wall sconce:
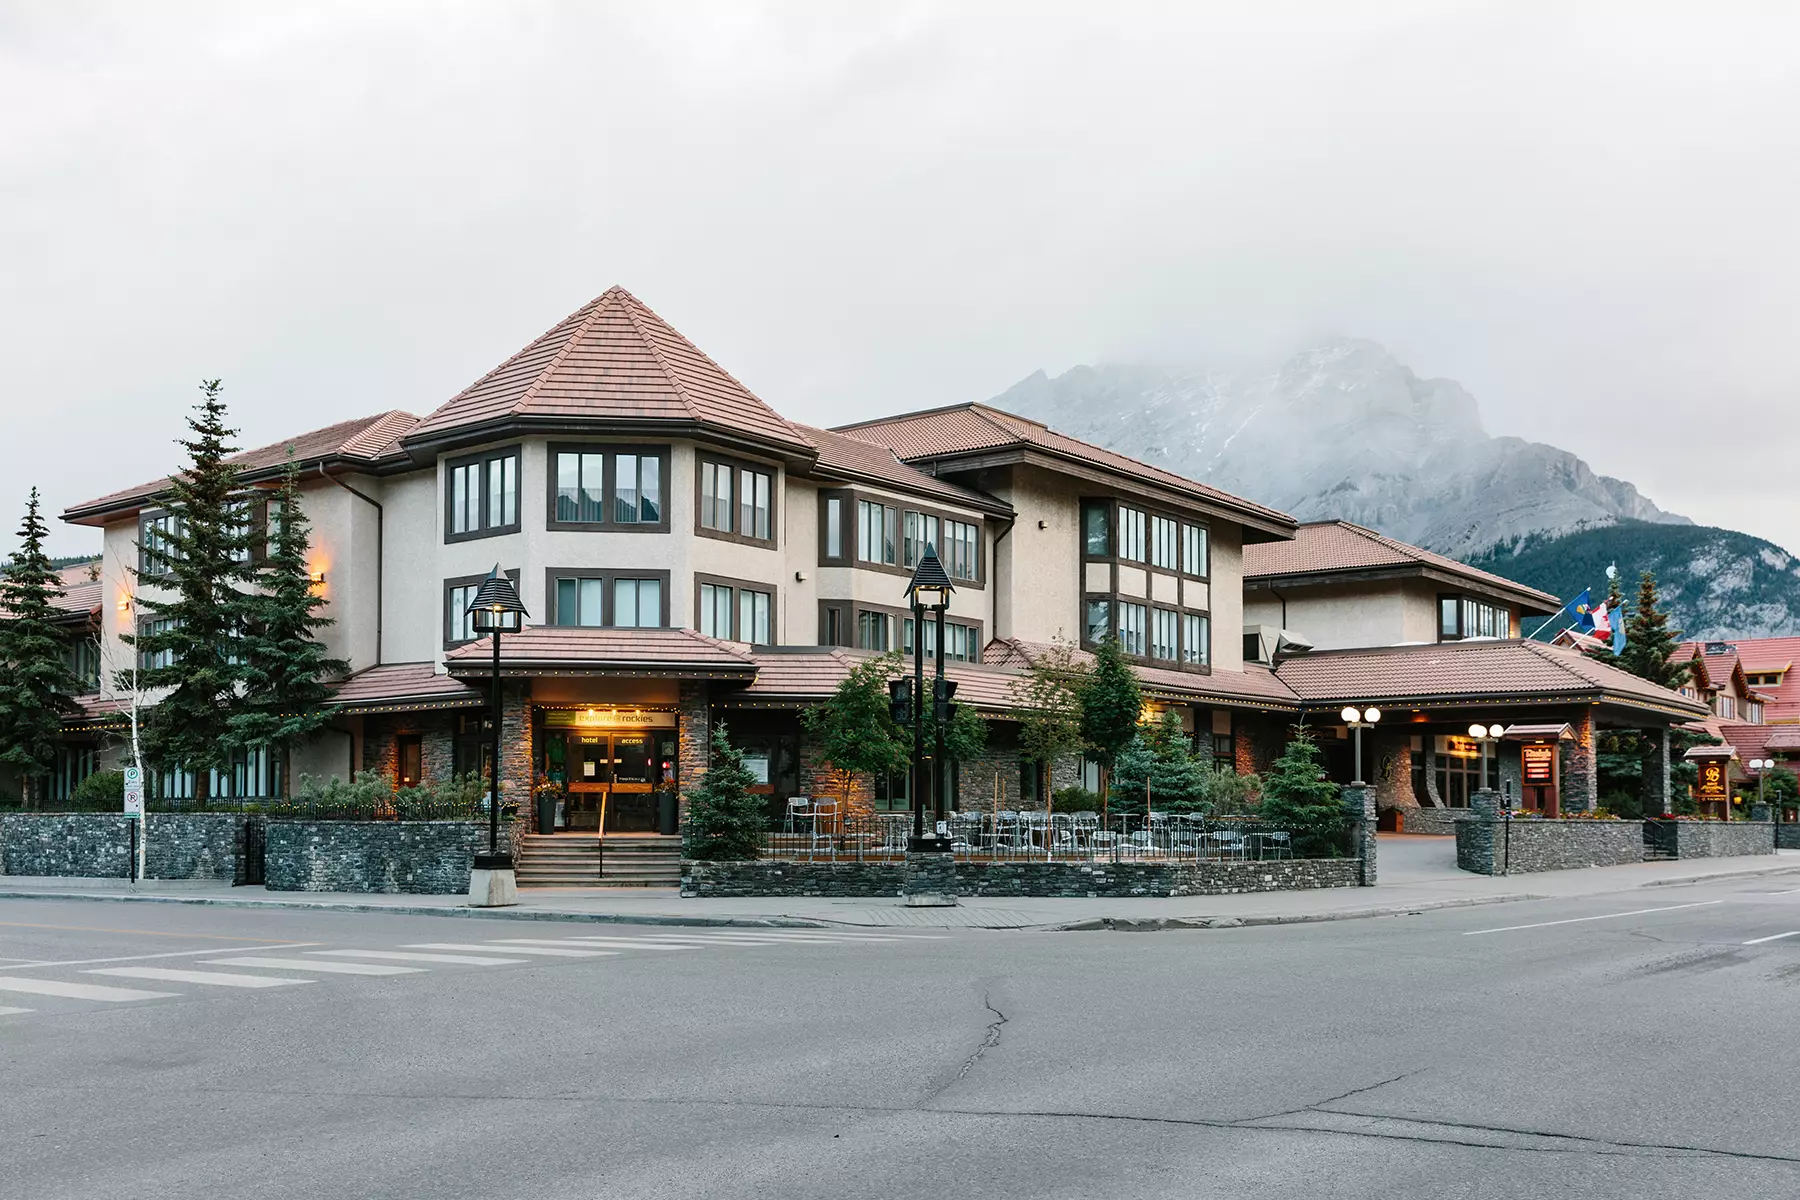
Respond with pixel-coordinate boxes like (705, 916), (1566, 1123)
(309, 571), (326, 584)
(1038, 520), (1048, 530)
(794, 570), (808, 582)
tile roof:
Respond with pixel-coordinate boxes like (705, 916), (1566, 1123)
(443, 627), (757, 676)
(63, 411), (419, 523)
(1710, 722), (1800, 764)
(834, 403), (1295, 534)
(62, 694), (129, 729)
(329, 662), (484, 711)
(407, 286), (812, 455)
(1271, 638), (1709, 716)
(1244, 520), (1560, 610)
(1676, 637), (1800, 723)
(734, 648), (1023, 712)
(795, 424), (1011, 515)
(983, 639), (1301, 708)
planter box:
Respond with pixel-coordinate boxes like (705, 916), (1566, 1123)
(1657, 821), (1777, 860)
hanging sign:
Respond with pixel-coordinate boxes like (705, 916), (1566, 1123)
(1521, 744), (1556, 784)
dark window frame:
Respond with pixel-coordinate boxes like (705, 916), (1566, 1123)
(1079, 497), (1211, 582)
(818, 489), (852, 566)
(900, 612), (986, 663)
(444, 569), (521, 648)
(544, 442), (672, 534)
(1437, 592), (1510, 642)
(817, 486), (986, 589)
(542, 567), (673, 630)
(1080, 594), (1213, 675)
(694, 452), (779, 547)
(444, 444), (523, 543)
(693, 573), (779, 644)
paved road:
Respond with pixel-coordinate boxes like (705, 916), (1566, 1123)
(5, 882), (1800, 1199)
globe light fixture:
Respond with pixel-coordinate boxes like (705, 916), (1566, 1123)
(1343, 706), (1382, 785)
(1467, 722), (1506, 796)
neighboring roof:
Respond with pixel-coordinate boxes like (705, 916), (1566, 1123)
(407, 286), (813, 458)
(329, 663), (485, 713)
(796, 424), (1012, 515)
(732, 647), (1022, 712)
(1244, 520), (1560, 612)
(1270, 638), (1709, 718)
(62, 694), (129, 732)
(443, 626), (757, 677)
(834, 403), (1295, 539)
(982, 638), (1302, 710)
(1675, 637), (1800, 723)
(63, 410), (420, 524)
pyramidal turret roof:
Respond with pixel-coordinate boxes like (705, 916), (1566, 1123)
(407, 286), (812, 455)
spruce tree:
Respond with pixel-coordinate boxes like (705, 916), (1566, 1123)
(126, 381), (256, 807)
(1078, 634), (1143, 807)
(0, 489), (82, 806)
(1112, 711), (1206, 815)
(681, 722), (767, 860)
(1258, 730), (1348, 857)
(229, 454), (349, 796)
(1616, 571), (1688, 690)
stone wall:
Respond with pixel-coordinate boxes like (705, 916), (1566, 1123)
(1777, 824), (1800, 851)
(1398, 808), (1470, 836)
(1456, 816), (1646, 875)
(682, 855), (1360, 898)
(263, 820), (489, 893)
(1665, 821), (1777, 859)
(0, 813), (248, 881)
(360, 712), (458, 784)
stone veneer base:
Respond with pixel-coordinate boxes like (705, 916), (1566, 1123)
(682, 857), (1362, 899)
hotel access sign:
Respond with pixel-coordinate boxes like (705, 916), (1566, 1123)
(1521, 744), (1556, 784)
(543, 708), (677, 730)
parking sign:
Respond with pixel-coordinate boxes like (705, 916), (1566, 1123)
(123, 765), (144, 818)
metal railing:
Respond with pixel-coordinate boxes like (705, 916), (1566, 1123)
(761, 811), (1357, 864)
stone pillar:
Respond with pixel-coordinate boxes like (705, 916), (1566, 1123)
(499, 683), (533, 806)
(1341, 783), (1377, 886)
(903, 851), (958, 906)
(1497, 742), (1522, 810)
(1641, 725), (1672, 817)
(1422, 735), (1445, 806)
(1373, 734), (1415, 815)
(1460, 789), (1502, 875)
(677, 681), (711, 818)
(1562, 708), (1599, 814)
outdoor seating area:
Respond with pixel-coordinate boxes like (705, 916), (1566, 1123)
(762, 808), (1335, 864)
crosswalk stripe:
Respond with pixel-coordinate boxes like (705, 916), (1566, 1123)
(405, 943), (618, 958)
(0, 1006), (34, 1016)
(87, 967), (313, 989)
(622, 934), (840, 946)
(501, 938), (697, 951)
(1743, 930), (1800, 946)
(0, 977), (178, 1002)
(206, 956), (423, 976)
(660, 930), (935, 941)
(310, 950), (529, 966)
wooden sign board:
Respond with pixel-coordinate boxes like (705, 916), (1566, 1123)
(1522, 744), (1556, 784)
(1696, 760), (1729, 799)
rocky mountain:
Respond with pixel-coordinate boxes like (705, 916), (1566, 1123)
(993, 340), (1800, 639)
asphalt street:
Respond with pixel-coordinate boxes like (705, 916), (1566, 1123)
(5, 880), (1800, 1200)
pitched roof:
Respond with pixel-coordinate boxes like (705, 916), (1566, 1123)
(1271, 638), (1708, 717)
(1244, 520), (1560, 611)
(796, 424), (1011, 514)
(834, 403), (1295, 537)
(329, 662), (485, 712)
(63, 410), (419, 524)
(982, 638), (1302, 709)
(1675, 637), (1800, 723)
(407, 286), (812, 456)
(443, 626), (756, 677)
(733, 647), (1022, 712)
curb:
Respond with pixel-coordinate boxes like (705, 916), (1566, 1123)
(1052, 893), (1545, 932)
(1637, 863), (1800, 888)
(0, 889), (832, 929)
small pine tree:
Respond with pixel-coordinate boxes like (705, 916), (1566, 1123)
(1258, 730), (1348, 857)
(682, 723), (767, 860)
(229, 454), (349, 794)
(1112, 711), (1206, 815)
(1078, 635), (1143, 807)
(800, 652), (911, 811)
(126, 381), (258, 806)
(0, 489), (82, 806)
(1616, 571), (1687, 690)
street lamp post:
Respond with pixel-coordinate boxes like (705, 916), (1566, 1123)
(466, 565), (528, 908)
(903, 546), (955, 852)
(1340, 706), (1382, 785)
(1468, 723), (1507, 796)
(1749, 758), (1773, 818)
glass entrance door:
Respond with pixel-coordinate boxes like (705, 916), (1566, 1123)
(564, 735), (611, 830)
(543, 730), (676, 833)
(607, 733), (658, 832)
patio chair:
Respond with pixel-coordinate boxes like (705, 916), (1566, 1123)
(1256, 831), (1293, 860)
(1201, 830), (1248, 861)
(785, 796), (812, 835)
(807, 801), (839, 860)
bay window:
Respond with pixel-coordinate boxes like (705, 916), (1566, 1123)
(447, 446), (520, 540)
(549, 445), (668, 531)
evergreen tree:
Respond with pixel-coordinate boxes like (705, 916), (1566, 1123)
(229, 454), (349, 795)
(1112, 711), (1206, 815)
(1008, 638), (1089, 806)
(0, 489), (82, 806)
(1258, 730), (1348, 857)
(125, 381), (256, 807)
(800, 651), (910, 810)
(1077, 634), (1143, 806)
(681, 722), (767, 860)
(1617, 571), (1688, 690)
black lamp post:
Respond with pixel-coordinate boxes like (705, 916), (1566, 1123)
(904, 545), (955, 852)
(467, 565), (528, 879)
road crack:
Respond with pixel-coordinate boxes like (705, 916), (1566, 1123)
(1231, 1067), (1424, 1124)
(955, 991), (1008, 1082)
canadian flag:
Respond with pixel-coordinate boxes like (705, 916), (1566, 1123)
(1590, 602), (1612, 636)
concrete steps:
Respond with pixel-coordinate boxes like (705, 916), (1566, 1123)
(515, 834), (681, 888)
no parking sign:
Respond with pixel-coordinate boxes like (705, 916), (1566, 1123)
(123, 765), (144, 818)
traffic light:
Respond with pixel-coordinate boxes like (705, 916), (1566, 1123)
(888, 678), (912, 724)
(935, 678), (959, 722)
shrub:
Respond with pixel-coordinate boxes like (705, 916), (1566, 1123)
(1198, 764), (1261, 814)
(1259, 731), (1349, 857)
(1051, 785), (1101, 812)
(682, 723), (766, 861)
(65, 770), (125, 811)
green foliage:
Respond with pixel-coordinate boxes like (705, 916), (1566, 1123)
(1199, 764), (1263, 814)
(0, 488), (82, 804)
(290, 772), (392, 815)
(682, 722), (766, 861)
(1617, 572), (1688, 690)
(127, 382), (259, 804)
(229, 454), (349, 770)
(280, 771), (487, 820)
(1078, 635), (1143, 788)
(1111, 711), (1207, 815)
(40, 770), (126, 812)
(1258, 730), (1348, 857)
(1009, 638), (1089, 800)
(1051, 785), (1101, 812)
(1764, 767), (1799, 809)
(800, 651), (911, 804)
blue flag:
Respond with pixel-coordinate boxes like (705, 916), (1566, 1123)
(1612, 603), (1627, 654)
(1568, 589), (1595, 633)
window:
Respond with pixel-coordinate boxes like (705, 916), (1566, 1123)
(698, 580), (773, 642)
(556, 451), (607, 523)
(700, 460), (733, 532)
(739, 589), (772, 644)
(698, 582), (733, 639)
(549, 446), (668, 531)
(63, 638), (100, 692)
(873, 768), (911, 812)
(226, 500), (258, 564)
(613, 453), (661, 524)
(446, 447), (519, 540)
(1151, 516), (1179, 570)
(1182, 524), (1208, 576)
(1085, 598), (1111, 644)
(612, 578), (663, 628)
(943, 520), (980, 581)
(1117, 601), (1147, 656)
(47, 745), (97, 803)
(397, 735), (424, 789)
(1440, 595), (1508, 641)
(1083, 502), (1111, 557)
(1152, 608), (1179, 661)
(1717, 694), (1737, 720)
(1749, 701), (1765, 725)
(554, 578), (607, 627)
(150, 746), (284, 803)
(824, 495), (845, 560)
(140, 513), (183, 576)
(820, 602), (848, 646)
(1118, 506), (1146, 563)
(696, 456), (771, 542)
(738, 469), (772, 540)
(857, 610), (889, 651)
(1749, 672), (1785, 688)
(138, 617), (177, 670)
(903, 618), (980, 662)
(858, 501), (898, 565)
(445, 570), (521, 645)
(903, 511), (923, 568)
(1182, 613), (1210, 666)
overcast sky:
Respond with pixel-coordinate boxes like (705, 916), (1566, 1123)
(5, 1), (1797, 558)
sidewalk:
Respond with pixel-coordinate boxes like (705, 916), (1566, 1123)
(4, 838), (1797, 929)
